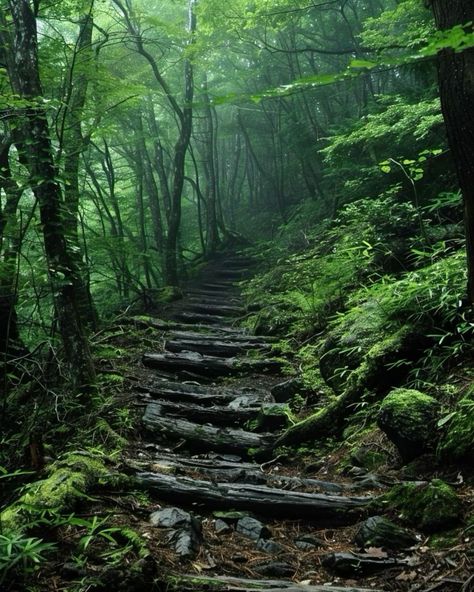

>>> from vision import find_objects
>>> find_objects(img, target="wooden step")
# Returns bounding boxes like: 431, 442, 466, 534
142, 407, 273, 454
142, 351, 282, 377
164, 338, 268, 358
168, 575, 381, 592
136, 472, 372, 523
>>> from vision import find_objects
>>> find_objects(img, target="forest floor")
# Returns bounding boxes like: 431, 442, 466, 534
25, 253, 474, 592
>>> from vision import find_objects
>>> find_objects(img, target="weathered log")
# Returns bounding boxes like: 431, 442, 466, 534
185, 303, 244, 317
130, 450, 350, 493
173, 312, 231, 325
166, 575, 381, 592
200, 282, 236, 291
168, 330, 275, 345
165, 338, 268, 358
142, 408, 273, 453
124, 316, 247, 335
142, 351, 281, 377
136, 380, 273, 406
135, 472, 371, 523
322, 552, 407, 576
144, 400, 261, 426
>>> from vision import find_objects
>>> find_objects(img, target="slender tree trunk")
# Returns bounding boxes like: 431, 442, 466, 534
0, 139, 24, 361
430, 1, 474, 303
5, 0, 95, 391
164, 0, 196, 285
62, 8, 98, 329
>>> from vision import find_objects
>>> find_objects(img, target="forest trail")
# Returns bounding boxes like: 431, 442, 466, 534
123, 254, 413, 592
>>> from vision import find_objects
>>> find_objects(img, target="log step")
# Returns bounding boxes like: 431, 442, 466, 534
164, 338, 269, 358
142, 407, 273, 454
168, 330, 275, 345
168, 575, 381, 592
144, 400, 262, 427
132, 449, 351, 493
200, 282, 237, 291
173, 312, 230, 325
185, 303, 244, 317
135, 472, 372, 523
136, 380, 273, 406
142, 351, 282, 377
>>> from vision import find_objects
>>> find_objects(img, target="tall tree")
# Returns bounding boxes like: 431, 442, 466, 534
1, 0, 95, 391
429, 1, 474, 303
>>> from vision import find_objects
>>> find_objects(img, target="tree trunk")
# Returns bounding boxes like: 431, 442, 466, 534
430, 1, 474, 303
5, 0, 95, 391
164, 0, 196, 285
0, 138, 24, 363
61, 8, 98, 329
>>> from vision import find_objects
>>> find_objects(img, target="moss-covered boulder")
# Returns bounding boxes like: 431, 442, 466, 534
0, 452, 120, 531
378, 479, 461, 533
437, 398, 474, 463
354, 516, 418, 550
377, 388, 440, 462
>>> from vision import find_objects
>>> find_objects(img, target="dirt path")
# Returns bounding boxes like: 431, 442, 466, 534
119, 254, 428, 592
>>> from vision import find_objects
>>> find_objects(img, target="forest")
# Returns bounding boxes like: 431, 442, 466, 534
1, 0, 474, 590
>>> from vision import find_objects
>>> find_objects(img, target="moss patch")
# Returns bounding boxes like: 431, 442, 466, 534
377, 479, 462, 533
0, 452, 115, 531
437, 398, 474, 462
378, 388, 440, 462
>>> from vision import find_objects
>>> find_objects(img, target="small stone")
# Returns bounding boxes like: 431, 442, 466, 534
253, 561, 294, 577
150, 507, 191, 528
295, 535, 326, 550
231, 554, 248, 563
236, 516, 271, 541
214, 519, 231, 534
256, 538, 283, 554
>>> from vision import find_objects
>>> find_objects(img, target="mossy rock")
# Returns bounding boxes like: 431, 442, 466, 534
354, 516, 418, 550
0, 452, 116, 531
437, 398, 474, 463
378, 479, 461, 533
377, 388, 440, 462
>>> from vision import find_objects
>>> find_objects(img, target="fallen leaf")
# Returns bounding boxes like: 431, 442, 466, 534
396, 570, 418, 582
365, 547, 388, 558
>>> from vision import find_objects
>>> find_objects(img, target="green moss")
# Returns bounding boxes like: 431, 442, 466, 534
378, 388, 440, 461
437, 398, 474, 462
0, 453, 111, 531
428, 530, 460, 549
377, 479, 462, 533
155, 285, 183, 303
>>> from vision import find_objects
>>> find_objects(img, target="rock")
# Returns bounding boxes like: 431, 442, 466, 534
253, 561, 294, 577
354, 516, 418, 550
256, 538, 284, 554
378, 479, 461, 533
322, 551, 402, 576
236, 516, 271, 541
438, 397, 474, 462
214, 519, 232, 534
150, 507, 191, 528
271, 379, 305, 403
295, 534, 326, 550
172, 524, 202, 559
377, 388, 440, 462
255, 404, 290, 432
